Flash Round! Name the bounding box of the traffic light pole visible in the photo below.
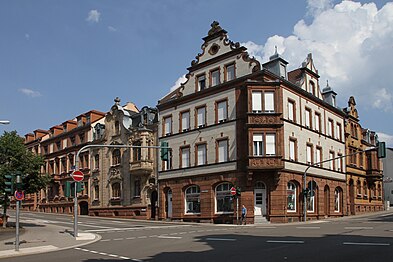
[303,146,378,222]
[73,144,170,238]
[74,182,78,238]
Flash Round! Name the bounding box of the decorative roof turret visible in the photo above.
[322,80,337,107]
[262,46,288,79]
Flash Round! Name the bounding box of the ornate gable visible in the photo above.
[159,21,260,103]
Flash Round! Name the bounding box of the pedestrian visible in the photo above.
[241,205,247,225]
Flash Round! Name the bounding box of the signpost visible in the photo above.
[230,187,236,196]
[230,187,239,224]
[71,170,84,182]
[71,170,84,238]
[14,191,24,201]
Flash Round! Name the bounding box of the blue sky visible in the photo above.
[1,0,392,146]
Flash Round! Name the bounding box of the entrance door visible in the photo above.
[349,180,355,215]
[324,186,330,217]
[254,182,266,216]
[167,189,172,218]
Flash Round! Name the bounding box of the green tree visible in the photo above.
[0,131,50,227]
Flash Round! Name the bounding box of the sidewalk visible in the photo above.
[0,219,100,259]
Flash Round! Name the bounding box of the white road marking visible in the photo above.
[343,242,390,246]
[344,227,373,230]
[296,226,320,229]
[114,238,124,241]
[75,247,133,260]
[267,240,304,244]
[126,237,136,240]
[85,225,191,232]
[206,238,236,241]
[101,239,110,242]
[158,236,183,239]
[256,226,277,229]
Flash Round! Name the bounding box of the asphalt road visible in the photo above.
[3,211,393,262]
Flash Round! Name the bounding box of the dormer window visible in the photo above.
[197,74,206,91]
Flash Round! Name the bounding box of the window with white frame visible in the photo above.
[287,182,296,212]
[305,108,311,128]
[217,100,227,123]
[196,107,206,128]
[253,134,263,156]
[211,69,220,87]
[163,150,172,171]
[252,91,262,113]
[329,151,335,170]
[226,64,235,81]
[197,74,206,91]
[288,100,295,121]
[289,139,296,161]
[164,116,172,136]
[306,145,313,165]
[336,123,342,141]
[266,134,276,155]
[337,154,342,171]
[316,147,322,167]
[334,188,341,212]
[94,185,99,200]
[185,185,201,214]
[218,139,228,162]
[181,147,190,168]
[307,181,317,212]
[264,92,275,112]
[315,113,321,132]
[215,182,234,213]
[181,111,190,132]
[197,144,207,166]
[328,119,334,137]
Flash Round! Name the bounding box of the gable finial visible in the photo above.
[114,97,121,105]
[208,21,223,36]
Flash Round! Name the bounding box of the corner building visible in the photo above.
[157,22,347,223]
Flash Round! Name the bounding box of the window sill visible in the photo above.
[215,212,234,215]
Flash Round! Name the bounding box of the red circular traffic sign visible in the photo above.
[72,170,84,182]
[230,187,236,196]
[14,190,25,201]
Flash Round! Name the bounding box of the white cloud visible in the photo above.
[241,1,393,112]
[108,26,117,32]
[170,75,187,92]
[306,0,334,17]
[86,10,101,23]
[377,132,393,147]
[18,88,42,98]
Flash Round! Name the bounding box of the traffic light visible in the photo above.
[4,174,14,194]
[65,181,84,197]
[236,187,241,196]
[377,141,386,159]
[303,188,310,196]
[160,141,169,161]
[76,182,84,193]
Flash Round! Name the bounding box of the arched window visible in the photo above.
[112,149,121,166]
[112,182,121,199]
[94,154,100,169]
[287,182,297,212]
[378,184,382,199]
[185,185,200,214]
[215,182,234,213]
[307,181,317,213]
[334,188,341,212]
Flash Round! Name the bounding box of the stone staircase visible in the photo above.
[254,215,269,224]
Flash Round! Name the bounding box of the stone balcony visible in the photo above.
[130,160,154,175]
[247,156,283,170]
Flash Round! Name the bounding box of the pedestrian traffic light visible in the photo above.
[160,141,169,161]
[4,174,14,194]
[377,141,386,159]
[303,188,310,196]
[236,187,241,196]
